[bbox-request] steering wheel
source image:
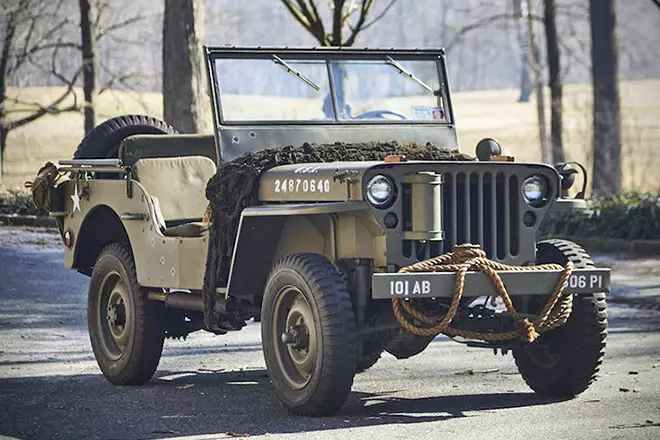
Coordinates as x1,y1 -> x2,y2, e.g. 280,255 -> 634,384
354,109 -> 407,120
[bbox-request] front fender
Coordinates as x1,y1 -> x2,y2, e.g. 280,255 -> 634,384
225,202 -> 374,302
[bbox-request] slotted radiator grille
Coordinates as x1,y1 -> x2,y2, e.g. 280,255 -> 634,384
441,171 -> 520,260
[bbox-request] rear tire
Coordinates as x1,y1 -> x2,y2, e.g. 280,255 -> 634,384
261,254 -> 358,416
88,243 -> 165,385
513,239 -> 607,397
74,115 -> 178,159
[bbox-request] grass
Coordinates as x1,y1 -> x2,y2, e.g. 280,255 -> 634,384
3,80 -> 660,192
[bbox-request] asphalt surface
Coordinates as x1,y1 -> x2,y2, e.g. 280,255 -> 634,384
1,226 -> 659,440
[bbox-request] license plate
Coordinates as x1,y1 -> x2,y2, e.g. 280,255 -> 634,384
566,273 -> 606,290
372,268 -> 610,299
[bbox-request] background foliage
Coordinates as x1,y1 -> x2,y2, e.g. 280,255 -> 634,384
542,192 -> 660,240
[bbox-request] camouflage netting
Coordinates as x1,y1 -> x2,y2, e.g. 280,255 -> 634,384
202,141 -> 474,333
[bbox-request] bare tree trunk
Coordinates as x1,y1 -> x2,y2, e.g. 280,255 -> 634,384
590,0 -> 621,195
163,0 -> 209,133
0,3 -> 18,182
440,0 -> 451,47
513,0 -> 532,102
331,0 -> 344,46
544,0 -> 564,163
526,0 -> 550,163
0,129 -> 7,181
79,0 -> 98,134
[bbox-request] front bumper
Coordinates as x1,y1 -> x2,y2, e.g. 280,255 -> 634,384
372,267 -> 610,299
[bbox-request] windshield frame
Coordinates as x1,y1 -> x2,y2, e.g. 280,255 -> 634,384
205,47 -> 455,127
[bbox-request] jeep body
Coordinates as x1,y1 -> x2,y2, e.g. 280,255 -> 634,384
46,47 -> 609,416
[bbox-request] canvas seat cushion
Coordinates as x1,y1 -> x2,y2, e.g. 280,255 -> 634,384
134,156 -> 216,232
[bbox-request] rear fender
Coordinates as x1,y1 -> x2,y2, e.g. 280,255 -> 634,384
62,179 -> 208,289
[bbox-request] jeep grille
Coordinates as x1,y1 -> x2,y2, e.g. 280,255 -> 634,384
365,162 -> 557,269
440,171 -> 520,260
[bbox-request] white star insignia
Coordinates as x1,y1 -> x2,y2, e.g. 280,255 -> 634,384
70,183 -> 81,213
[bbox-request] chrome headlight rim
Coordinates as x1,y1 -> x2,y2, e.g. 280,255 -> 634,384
366,174 -> 396,208
522,175 -> 550,207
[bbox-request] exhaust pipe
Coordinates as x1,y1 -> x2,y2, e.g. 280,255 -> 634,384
148,291 -> 249,332
148,291 -> 227,315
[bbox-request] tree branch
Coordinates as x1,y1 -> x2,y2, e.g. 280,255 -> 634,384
96,14 -> 147,39
360,0 -> 398,31
344,0 -> 374,46
446,13 -> 544,50
280,0 -> 327,45
98,61 -> 143,95
6,68 -> 81,131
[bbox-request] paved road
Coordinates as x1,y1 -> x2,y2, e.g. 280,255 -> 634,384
1,227 -> 659,440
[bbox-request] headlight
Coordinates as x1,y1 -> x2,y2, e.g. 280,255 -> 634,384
367,175 -> 395,207
522,175 -> 548,206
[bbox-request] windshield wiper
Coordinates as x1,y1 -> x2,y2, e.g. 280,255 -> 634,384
385,56 -> 434,94
272,55 -> 321,91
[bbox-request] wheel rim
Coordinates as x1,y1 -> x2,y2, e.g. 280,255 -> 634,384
272,286 -> 317,390
97,270 -> 132,361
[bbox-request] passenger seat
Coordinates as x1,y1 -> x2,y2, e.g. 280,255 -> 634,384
133,156 -> 216,237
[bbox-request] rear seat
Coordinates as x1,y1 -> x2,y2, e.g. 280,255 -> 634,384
133,156 -> 216,237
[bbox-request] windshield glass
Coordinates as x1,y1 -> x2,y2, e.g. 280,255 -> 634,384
330,59 -> 444,121
212,54 -> 449,124
215,58 -> 334,121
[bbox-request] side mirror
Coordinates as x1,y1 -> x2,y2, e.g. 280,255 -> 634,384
554,162 -> 588,199
475,138 -> 502,161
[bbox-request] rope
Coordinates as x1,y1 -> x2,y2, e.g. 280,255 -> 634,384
391,244 -> 574,343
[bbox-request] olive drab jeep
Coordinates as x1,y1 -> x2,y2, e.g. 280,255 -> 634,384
38,47 -> 609,417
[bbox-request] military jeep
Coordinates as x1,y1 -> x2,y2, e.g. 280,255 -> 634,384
44,47 -> 609,416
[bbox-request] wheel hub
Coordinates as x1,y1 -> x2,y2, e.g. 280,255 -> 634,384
97,271 -> 132,360
281,325 -> 309,349
272,287 -> 318,390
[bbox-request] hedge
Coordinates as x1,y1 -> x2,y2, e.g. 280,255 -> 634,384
541,192 -> 660,240
0,185 -> 41,216
2,181 -> 660,241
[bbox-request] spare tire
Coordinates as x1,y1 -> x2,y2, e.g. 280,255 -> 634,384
74,115 -> 178,159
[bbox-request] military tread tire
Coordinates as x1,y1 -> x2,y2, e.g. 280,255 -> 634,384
74,115 -> 178,159
261,253 -> 358,416
88,243 -> 165,385
513,239 -> 607,397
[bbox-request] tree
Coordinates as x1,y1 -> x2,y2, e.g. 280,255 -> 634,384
590,0 -> 621,195
78,0 -> 97,134
525,0 -> 550,163
544,0 -> 564,163
280,0 -> 398,47
0,0 -> 81,181
512,0 -> 532,102
162,0 -> 209,134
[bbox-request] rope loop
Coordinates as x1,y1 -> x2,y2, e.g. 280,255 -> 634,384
391,244 -> 574,343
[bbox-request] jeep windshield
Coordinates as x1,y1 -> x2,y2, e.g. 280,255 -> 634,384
207,48 -> 453,125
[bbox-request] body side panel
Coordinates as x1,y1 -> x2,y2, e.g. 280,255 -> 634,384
62,179 -> 208,290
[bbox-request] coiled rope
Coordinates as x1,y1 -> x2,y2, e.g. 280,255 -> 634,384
391,244 -> 574,343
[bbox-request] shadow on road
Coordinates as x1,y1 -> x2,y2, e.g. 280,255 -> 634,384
0,368 -> 566,440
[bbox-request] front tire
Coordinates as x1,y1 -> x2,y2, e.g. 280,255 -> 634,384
261,254 -> 358,416
88,243 -> 165,385
513,239 -> 607,397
